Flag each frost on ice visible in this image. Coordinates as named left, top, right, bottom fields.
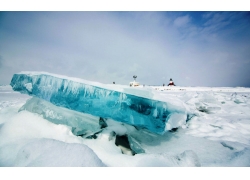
left=10, top=72, right=188, bottom=134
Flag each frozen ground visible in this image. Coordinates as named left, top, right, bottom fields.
left=1, top=84, right=250, bottom=167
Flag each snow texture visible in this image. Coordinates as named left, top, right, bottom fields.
left=1, top=84, right=250, bottom=167
left=14, top=138, right=106, bottom=167
left=10, top=72, right=188, bottom=134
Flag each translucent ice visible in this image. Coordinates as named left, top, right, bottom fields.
left=10, top=72, right=188, bottom=134
left=19, top=97, right=100, bottom=137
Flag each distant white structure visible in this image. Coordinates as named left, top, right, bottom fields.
left=130, top=75, right=140, bottom=87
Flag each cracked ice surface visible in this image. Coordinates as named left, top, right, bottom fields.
left=10, top=72, right=188, bottom=134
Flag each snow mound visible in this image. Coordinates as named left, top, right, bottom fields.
left=14, top=138, right=106, bottom=167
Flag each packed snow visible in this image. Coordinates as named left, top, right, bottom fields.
left=1, top=73, right=250, bottom=167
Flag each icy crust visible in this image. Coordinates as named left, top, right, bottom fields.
left=10, top=72, right=188, bottom=134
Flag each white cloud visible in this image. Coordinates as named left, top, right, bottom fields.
left=0, top=12, right=249, bottom=87
left=173, top=15, right=191, bottom=27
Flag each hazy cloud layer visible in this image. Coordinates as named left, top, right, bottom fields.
left=0, top=12, right=249, bottom=87
left=174, top=15, right=191, bottom=27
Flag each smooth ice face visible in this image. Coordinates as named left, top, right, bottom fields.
left=19, top=97, right=101, bottom=137
left=10, top=72, right=188, bottom=134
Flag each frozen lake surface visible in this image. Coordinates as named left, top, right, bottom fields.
left=1, top=81, right=250, bottom=167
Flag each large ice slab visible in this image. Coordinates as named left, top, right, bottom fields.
left=10, top=72, right=188, bottom=134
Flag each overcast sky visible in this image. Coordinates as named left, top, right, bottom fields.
left=0, top=11, right=250, bottom=87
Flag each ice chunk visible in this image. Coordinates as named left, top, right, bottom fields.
left=230, top=92, right=249, bottom=104
left=127, top=135, right=145, bottom=154
left=185, top=92, right=222, bottom=114
left=195, top=102, right=221, bottom=114
left=10, top=72, right=188, bottom=134
left=165, top=113, right=187, bottom=130
left=19, top=97, right=100, bottom=136
left=175, top=150, right=201, bottom=167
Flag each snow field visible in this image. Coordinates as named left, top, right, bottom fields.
left=1, top=84, right=250, bottom=167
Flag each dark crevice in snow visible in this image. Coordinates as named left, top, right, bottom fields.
left=115, top=135, right=136, bottom=156
left=210, top=124, right=223, bottom=129
left=99, top=117, right=108, bottom=129
left=186, top=114, right=196, bottom=122
left=221, top=142, right=234, bottom=150
left=85, top=130, right=103, bottom=139
left=72, top=128, right=88, bottom=137
left=169, top=127, right=178, bottom=132
left=197, top=109, right=209, bottom=113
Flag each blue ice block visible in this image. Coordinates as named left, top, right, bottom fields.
left=10, top=72, right=187, bottom=134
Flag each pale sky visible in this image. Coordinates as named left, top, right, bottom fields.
left=0, top=11, right=250, bottom=87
